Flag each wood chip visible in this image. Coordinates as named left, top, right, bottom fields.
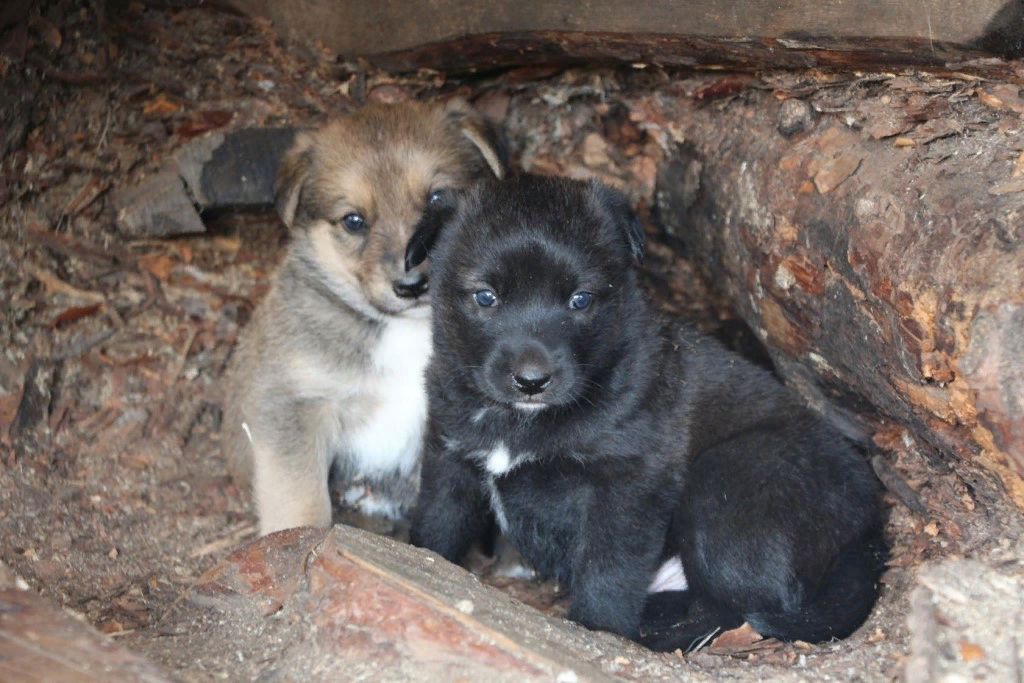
left=978, top=90, right=1005, bottom=109
left=958, top=640, right=985, bottom=661
left=25, top=265, right=106, bottom=303
left=1012, top=150, right=1024, bottom=178
left=990, top=177, right=1024, bottom=195
left=813, top=153, right=862, bottom=194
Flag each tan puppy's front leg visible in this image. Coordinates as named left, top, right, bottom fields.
left=247, top=404, right=336, bottom=535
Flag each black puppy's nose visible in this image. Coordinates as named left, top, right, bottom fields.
left=512, top=366, right=553, bottom=395
left=393, top=272, right=429, bottom=298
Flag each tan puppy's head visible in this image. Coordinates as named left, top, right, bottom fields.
left=274, top=98, right=505, bottom=319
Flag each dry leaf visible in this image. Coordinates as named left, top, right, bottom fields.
left=98, top=619, right=125, bottom=634
left=213, top=235, right=241, bottom=252
left=138, top=252, right=174, bottom=281
left=143, top=93, right=183, bottom=116
left=29, top=16, right=62, bottom=49
left=709, top=622, right=764, bottom=650
left=51, top=303, right=103, bottom=328
left=176, top=110, right=234, bottom=139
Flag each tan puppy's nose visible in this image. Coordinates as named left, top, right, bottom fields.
left=392, top=271, right=428, bottom=298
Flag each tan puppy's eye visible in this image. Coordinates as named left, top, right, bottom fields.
left=427, top=189, right=447, bottom=206
left=336, top=212, right=366, bottom=234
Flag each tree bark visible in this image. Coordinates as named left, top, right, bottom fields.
left=653, top=83, right=1024, bottom=510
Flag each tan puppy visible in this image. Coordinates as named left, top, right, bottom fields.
left=224, top=99, right=504, bottom=536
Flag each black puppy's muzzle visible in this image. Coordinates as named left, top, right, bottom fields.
left=392, top=271, right=429, bottom=299
left=484, top=336, right=572, bottom=405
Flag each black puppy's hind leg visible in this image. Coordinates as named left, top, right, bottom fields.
left=745, top=524, right=887, bottom=643
left=675, top=429, right=885, bottom=646
left=409, top=436, right=490, bottom=565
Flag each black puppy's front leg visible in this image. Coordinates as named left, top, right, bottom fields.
left=409, top=429, right=489, bottom=564
left=567, top=498, right=668, bottom=640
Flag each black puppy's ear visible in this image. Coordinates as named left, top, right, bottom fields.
left=404, top=190, right=458, bottom=271
left=444, top=97, right=507, bottom=179
left=274, top=130, right=314, bottom=229
left=590, top=182, right=646, bottom=263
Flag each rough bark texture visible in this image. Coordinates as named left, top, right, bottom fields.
left=366, top=32, right=1022, bottom=81
left=132, top=525, right=729, bottom=682
left=226, top=0, right=1024, bottom=65
left=653, top=88, right=1024, bottom=510
left=0, top=562, right=177, bottom=683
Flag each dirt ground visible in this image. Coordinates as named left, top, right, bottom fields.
left=2, top=1, right=1023, bottom=681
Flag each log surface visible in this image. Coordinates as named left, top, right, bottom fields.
left=0, top=562, right=176, bottom=683
left=652, top=82, right=1024, bottom=509
left=127, top=526, right=720, bottom=682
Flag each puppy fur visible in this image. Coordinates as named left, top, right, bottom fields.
left=224, top=98, right=503, bottom=536
left=409, top=174, right=886, bottom=650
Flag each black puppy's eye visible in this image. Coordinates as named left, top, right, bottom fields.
left=474, top=289, right=498, bottom=307
left=569, top=292, right=593, bottom=310
left=427, top=189, right=447, bottom=206
left=338, top=212, right=366, bottom=234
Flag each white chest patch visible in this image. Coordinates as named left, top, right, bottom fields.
left=346, top=316, right=432, bottom=475
left=648, top=555, right=688, bottom=593
left=484, top=442, right=512, bottom=475
left=484, top=476, right=509, bottom=533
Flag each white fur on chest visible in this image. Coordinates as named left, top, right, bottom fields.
left=345, top=316, right=432, bottom=474
left=478, top=441, right=537, bottom=533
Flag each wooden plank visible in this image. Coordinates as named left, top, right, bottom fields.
left=367, top=32, right=1021, bottom=80
left=227, top=0, right=1023, bottom=71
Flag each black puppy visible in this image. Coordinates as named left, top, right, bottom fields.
left=408, top=174, right=885, bottom=651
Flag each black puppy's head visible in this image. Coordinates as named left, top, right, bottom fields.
left=429, top=174, right=646, bottom=414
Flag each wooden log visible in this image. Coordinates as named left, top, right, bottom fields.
left=651, top=82, right=1024, bottom=509
left=227, top=0, right=1024, bottom=73
left=0, top=562, right=176, bottom=683
left=142, top=526, right=729, bottom=681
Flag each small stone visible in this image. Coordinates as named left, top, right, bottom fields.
left=454, top=599, right=474, bottom=614
left=556, top=671, right=578, bottom=683
left=778, top=99, right=812, bottom=137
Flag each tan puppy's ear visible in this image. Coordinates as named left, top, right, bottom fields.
left=444, top=97, right=507, bottom=179
left=274, top=131, right=315, bottom=228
